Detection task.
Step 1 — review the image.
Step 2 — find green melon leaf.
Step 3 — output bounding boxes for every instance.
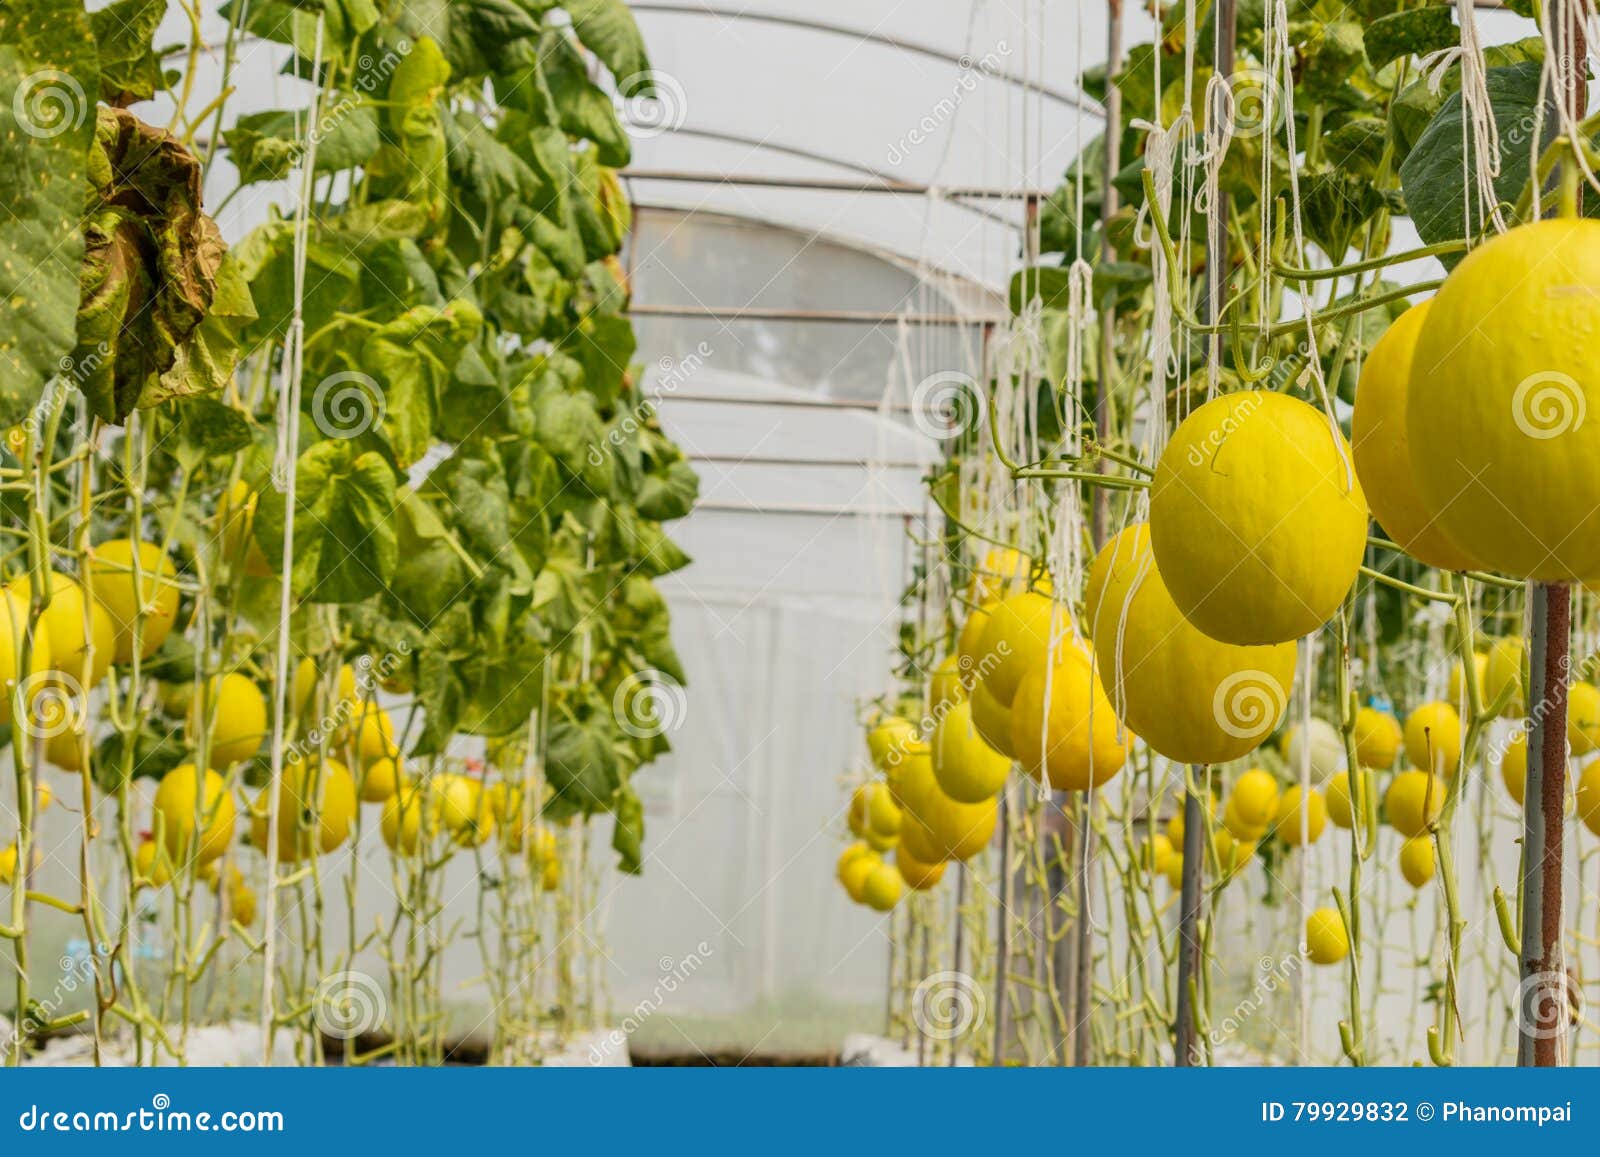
[0,0,98,427]
[255,439,400,604]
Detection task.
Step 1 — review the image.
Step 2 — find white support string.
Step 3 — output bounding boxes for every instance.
[1416,0,1509,238]
[260,14,325,1066]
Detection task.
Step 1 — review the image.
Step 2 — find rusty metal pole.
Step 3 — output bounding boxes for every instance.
[1173,768,1206,1065]
[1519,584,1571,1065]
[1518,3,1584,1069]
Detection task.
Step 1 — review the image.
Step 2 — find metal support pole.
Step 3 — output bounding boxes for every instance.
[992,784,1012,1065]
[1173,767,1206,1065]
[1519,582,1571,1065]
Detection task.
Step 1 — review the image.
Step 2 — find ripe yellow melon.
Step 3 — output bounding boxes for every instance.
[840,851,879,904]
[1569,681,1600,755]
[968,547,1033,603]
[1150,391,1367,645]
[360,755,403,804]
[973,591,1071,707]
[1008,649,1129,792]
[7,573,113,690]
[968,680,1015,759]
[0,589,53,724]
[1385,769,1447,837]
[1408,219,1600,579]
[1399,834,1437,888]
[1143,832,1176,876]
[867,715,919,771]
[251,757,358,861]
[292,658,360,727]
[1403,701,1461,775]
[1229,768,1280,830]
[862,863,904,911]
[381,781,434,854]
[1484,638,1525,717]
[928,654,966,714]
[153,764,236,866]
[1577,764,1600,837]
[188,672,268,767]
[1351,300,1481,570]
[1352,707,1402,769]
[955,603,994,691]
[1306,907,1349,964]
[898,815,945,865]
[1500,729,1526,806]
[1274,785,1327,846]
[1086,524,1298,764]
[1324,769,1374,830]
[895,845,947,890]
[932,699,1011,802]
[90,539,182,663]
[895,750,997,862]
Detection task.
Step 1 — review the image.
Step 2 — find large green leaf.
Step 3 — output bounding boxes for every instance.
[541,30,631,167]
[1363,5,1457,72]
[255,440,400,603]
[225,103,381,184]
[357,298,482,466]
[1399,61,1556,258]
[90,0,167,105]
[385,36,451,227]
[0,0,98,427]
[544,712,623,815]
[610,783,644,874]
[1392,37,1544,160]
[562,0,650,85]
